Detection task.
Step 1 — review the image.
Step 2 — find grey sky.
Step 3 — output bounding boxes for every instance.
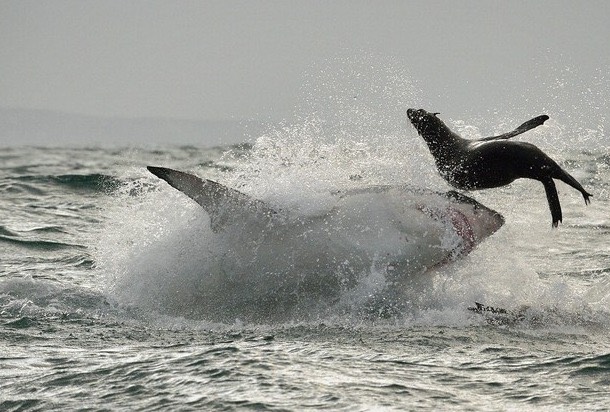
[1,1,609,126]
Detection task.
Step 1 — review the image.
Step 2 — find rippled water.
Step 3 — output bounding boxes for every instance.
[2,138,610,410]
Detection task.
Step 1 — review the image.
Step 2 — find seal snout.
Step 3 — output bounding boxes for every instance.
[407,108,434,123]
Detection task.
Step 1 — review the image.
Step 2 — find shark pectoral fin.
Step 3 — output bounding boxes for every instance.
[209,211,230,233]
[542,178,562,228]
[477,115,549,142]
[147,166,279,232]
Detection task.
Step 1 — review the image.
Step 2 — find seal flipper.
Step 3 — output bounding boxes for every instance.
[147,166,279,232]
[468,302,507,315]
[551,166,593,206]
[477,115,549,142]
[468,302,528,325]
[542,178,562,228]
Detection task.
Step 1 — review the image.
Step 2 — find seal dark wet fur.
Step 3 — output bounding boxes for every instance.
[407,108,592,227]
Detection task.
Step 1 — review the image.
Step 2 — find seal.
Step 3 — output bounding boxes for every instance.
[407,108,592,227]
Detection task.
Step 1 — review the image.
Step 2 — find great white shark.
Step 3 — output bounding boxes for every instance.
[146,166,504,321]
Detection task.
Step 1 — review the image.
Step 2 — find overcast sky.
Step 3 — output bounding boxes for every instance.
[1,0,609,128]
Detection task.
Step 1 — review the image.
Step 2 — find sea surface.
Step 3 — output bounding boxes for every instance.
[1,120,610,410]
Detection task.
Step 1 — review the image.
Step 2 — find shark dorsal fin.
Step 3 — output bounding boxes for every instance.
[147,166,278,232]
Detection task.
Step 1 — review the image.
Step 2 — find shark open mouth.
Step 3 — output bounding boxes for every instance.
[447,206,476,255]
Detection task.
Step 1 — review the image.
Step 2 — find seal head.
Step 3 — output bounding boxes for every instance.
[407,109,457,155]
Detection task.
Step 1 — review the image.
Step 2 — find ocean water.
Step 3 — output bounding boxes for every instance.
[2,67,610,409]
[2,137,609,410]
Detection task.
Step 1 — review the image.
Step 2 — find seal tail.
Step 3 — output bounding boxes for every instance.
[542,178,562,228]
